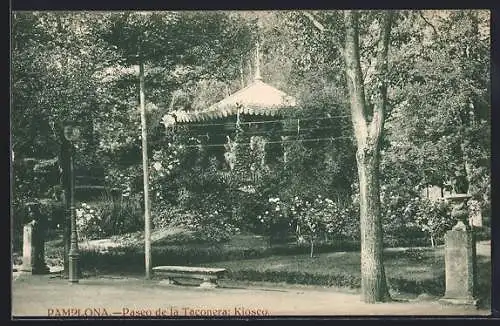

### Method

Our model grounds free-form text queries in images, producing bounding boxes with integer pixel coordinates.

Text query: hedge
[223,269,445,296]
[79,246,268,274]
[76,239,360,274]
[226,269,361,289]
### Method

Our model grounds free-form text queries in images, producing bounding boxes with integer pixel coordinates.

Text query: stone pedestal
[440,194,478,307]
[20,206,50,275]
[440,228,477,306]
[20,221,35,273]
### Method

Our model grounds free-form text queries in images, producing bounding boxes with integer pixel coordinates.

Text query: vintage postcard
[11,9,492,317]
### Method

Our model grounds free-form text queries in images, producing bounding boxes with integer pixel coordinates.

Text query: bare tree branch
[303,12,326,32]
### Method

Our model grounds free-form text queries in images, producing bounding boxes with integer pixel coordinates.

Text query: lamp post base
[68,254,80,283]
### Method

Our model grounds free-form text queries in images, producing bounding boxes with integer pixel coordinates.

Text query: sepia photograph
[10,10,492,317]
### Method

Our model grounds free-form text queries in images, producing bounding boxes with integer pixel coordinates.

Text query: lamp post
[64,124,80,283]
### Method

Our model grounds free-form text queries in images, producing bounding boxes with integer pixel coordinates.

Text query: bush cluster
[76,195,143,240]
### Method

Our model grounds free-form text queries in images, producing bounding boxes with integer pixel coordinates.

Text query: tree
[343,10,393,303]
[11,11,259,258]
[398,11,489,187]
[293,195,336,258]
[382,10,490,230]
[11,12,116,272]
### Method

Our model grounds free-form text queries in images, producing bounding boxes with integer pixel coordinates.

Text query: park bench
[152,266,226,288]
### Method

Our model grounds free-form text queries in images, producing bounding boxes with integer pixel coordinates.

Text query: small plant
[293,195,336,258]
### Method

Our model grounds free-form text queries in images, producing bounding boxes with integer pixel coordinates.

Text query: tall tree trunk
[356,146,390,302]
[343,10,393,303]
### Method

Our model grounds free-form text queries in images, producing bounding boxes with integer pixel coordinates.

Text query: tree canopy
[11,10,490,301]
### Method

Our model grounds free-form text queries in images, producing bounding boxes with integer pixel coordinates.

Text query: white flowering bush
[164,201,238,243]
[257,194,359,256]
[76,202,104,240]
[149,147,181,211]
[409,198,453,247]
[379,183,428,245]
[293,195,334,257]
[186,209,239,243]
[148,145,238,243]
[256,196,290,244]
[294,195,357,239]
[258,197,283,224]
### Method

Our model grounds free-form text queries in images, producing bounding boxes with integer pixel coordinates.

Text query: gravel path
[12,274,489,317]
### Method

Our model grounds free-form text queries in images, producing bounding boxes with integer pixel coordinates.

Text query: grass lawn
[201,243,491,308]
[200,248,444,291]
[204,248,443,283]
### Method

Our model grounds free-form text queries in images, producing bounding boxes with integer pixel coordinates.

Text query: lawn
[205,248,443,283]
[201,248,444,292]
[201,243,491,308]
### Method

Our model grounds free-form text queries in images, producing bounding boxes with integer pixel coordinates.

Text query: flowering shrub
[292,195,327,242]
[410,198,453,247]
[186,209,239,243]
[258,194,359,256]
[76,196,144,240]
[163,206,238,243]
[148,135,240,243]
[257,196,290,245]
[293,195,359,240]
[258,197,285,226]
[149,145,182,204]
[152,204,178,230]
[293,195,343,257]
[76,202,104,240]
[380,185,426,243]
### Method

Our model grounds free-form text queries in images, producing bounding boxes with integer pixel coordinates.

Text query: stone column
[440,194,478,307]
[20,203,50,275]
[20,220,35,273]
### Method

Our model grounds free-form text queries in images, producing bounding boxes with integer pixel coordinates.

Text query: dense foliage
[12,10,490,247]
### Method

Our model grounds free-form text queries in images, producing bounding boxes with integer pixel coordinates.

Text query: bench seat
[153,266,226,288]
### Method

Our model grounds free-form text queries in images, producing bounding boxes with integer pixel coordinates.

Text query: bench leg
[159,278,177,286]
[199,278,218,289]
